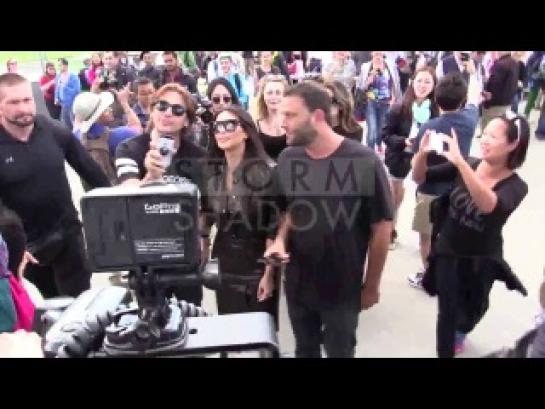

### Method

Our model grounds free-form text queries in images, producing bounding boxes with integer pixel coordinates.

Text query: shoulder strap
[234,73,242,96]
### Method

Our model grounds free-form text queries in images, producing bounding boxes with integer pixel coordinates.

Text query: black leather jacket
[203,157,278,276]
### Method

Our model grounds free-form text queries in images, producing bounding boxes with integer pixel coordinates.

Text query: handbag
[26,228,66,266]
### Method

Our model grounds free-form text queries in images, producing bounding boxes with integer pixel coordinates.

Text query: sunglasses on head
[213,119,240,134]
[153,100,186,116]
[212,96,232,104]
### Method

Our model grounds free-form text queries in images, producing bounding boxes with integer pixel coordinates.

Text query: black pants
[45,99,61,120]
[25,229,92,298]
[216,277,280,330]
[286,295,360,358]
[435,256,494,358]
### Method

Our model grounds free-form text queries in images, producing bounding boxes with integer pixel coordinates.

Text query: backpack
[81,129,118,185]
[233,73,242,97]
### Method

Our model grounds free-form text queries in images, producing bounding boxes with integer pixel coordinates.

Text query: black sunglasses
[212,96,232,104]
[153,100,186,116]
[213,119,240,134]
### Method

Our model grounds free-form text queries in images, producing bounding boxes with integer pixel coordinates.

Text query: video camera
[190,93,215,149]
[39,182,279,358]
[99,69,121,91]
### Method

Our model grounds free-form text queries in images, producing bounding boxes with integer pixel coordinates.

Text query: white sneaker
[408,271,425,289]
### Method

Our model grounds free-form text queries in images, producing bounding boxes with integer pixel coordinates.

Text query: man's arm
[361,156,394,309]
[62,128,110,188]
[363,219,392,290]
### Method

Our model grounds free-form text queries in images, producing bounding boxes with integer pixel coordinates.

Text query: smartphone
[460,52,470,62]
[429,131,444,154]
[158,135,175,168]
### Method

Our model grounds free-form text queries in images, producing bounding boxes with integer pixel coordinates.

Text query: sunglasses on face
[153,100,186,116]
[213,119,240,134]
[212,95,232,104]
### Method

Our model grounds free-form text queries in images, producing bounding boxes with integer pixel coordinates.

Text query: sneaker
[454,331,466,355]
[389,229,398,251]
[408,271,424,289]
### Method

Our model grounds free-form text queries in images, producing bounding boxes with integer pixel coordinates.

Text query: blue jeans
[511,90,522,113]
[61,104,74,130]
[366,99,390,150]
[286,296,360,358]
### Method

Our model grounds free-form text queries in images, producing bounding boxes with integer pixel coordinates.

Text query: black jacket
[382,103,439,175]
[203,157,278,277]
[484,55,520,108]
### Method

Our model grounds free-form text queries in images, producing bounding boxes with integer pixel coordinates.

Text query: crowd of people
[1,50,545,358]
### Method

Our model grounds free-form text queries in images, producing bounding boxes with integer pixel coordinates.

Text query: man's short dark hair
[0,206,26,273]
[0,73,28,100]
[434,72,467,111]
[284,81,332,125]
[135,77,153,89]
[163,51,178,60]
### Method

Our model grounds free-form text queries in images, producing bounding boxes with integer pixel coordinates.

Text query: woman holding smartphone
[383,66,439,248]
[412,112,530,358]
[203,106,279,325]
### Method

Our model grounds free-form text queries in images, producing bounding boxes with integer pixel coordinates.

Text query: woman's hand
[257,266,275,302]
[18,251,38,279]
[440,128,465,167]
[113,85,132,107]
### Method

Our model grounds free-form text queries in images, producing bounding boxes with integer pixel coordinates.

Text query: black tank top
[260,132,287,161]
[257,121,287,161]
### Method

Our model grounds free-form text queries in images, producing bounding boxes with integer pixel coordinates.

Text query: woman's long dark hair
[208,105,271,163]
[206,77,241,106]
[400,66,439,120]
[324,80,361,133]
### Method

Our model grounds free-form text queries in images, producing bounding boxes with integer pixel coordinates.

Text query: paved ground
[66,106,545,358]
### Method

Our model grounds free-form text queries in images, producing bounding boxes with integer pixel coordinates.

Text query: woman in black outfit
[255,74,288,161]
[324,80,364,143]
[203,106,280,324]
[412,113,530,358]
[383,66,439,248]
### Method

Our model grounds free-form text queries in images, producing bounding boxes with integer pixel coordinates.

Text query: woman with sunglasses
[115,83,208,306]
[206,77,241,116]
[202,106,279,325]
[382,66,439,249]
[412,113,530,358]
[324,80,363,143]
[255,75,289,161]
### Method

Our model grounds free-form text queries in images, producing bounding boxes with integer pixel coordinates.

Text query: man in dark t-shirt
[266,82,393,358]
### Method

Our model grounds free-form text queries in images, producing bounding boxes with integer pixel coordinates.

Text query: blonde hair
[257,74,289,120]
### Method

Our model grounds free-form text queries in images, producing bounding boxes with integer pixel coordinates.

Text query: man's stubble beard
[289,120,318,147]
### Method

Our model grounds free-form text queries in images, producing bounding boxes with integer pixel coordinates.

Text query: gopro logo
[144,202,181,215]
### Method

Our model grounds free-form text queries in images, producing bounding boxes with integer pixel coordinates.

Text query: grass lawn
[0,51,92,70]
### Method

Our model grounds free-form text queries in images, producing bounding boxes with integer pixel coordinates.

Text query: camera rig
[39,182,279,358]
